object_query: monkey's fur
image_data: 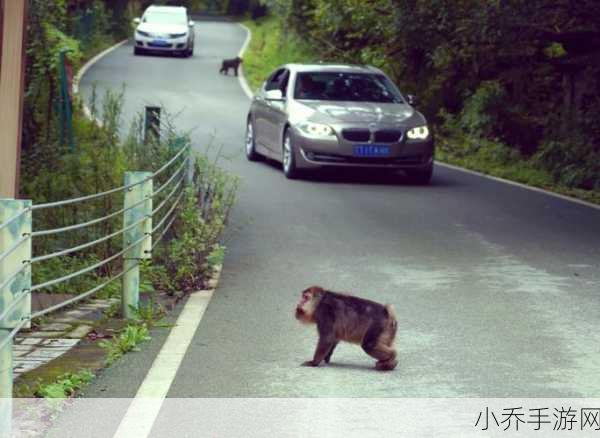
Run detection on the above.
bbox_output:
[219,56,243,76]
[295,286,398,371]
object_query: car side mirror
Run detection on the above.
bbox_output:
[133,17,141,25]
[407,94,417,106]
[189,20,195,27]
[265,89,284,101]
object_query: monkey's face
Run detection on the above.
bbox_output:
[295,287,323,324]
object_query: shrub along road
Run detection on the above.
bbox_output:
[76,20,600,403]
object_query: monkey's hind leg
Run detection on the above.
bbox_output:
[362,325,398,371]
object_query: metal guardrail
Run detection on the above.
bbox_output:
[0,142,192,434]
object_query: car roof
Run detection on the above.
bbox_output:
[145,5,187,14]
[285,63,384,75]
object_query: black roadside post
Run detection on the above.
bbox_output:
[144,106,161,143]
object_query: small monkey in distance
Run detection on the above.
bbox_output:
[219,56,243,76]
[295,286,398,371]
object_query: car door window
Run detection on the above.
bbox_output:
[265,69,290,95]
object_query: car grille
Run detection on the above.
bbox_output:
[374,129,402,143]
[341,128,403,143]
[342,129,370,142]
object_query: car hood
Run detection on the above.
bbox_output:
[295,101,419,125]
[137,23,188,35]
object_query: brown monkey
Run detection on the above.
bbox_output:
[295,286,398,371]
[219,56,243,76]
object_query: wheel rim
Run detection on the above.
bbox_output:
[246,123,254,155]
[283,135,291,171]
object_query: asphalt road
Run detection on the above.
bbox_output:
[78,20,600,400]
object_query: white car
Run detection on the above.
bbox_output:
[133,6,195,57]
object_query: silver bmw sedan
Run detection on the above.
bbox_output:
[245,64,434,183]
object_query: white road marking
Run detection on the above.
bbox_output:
[436,161,600,211]
[73,39,128,124]
[237,24,254,99]
[112,291,214,438]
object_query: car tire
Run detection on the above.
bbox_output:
[407,164,433,185]
[282,129,300,179]
[245,119,260,161]
[134,46,142,56]
[187,44,194,57]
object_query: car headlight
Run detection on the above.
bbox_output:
[297,122,335,138]
[169,33,187,38]
[136,30,150,37]
[407,125,429,140]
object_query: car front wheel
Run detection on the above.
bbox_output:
[245,119,260,161]
[282,130,299,179]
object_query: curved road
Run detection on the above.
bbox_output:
[78,20,600,400]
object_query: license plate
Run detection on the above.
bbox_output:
[152,40,169,46]
[353,145,390,157]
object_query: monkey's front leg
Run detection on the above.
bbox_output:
[324,341,338,363]
[302,336,336,367]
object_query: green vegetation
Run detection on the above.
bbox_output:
[34,369,95,399]
[241,4,599,204]
[99,324,151,365]
[145,152,239,295]
[242,17,315,91]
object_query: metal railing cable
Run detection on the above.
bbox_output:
[0,289,29,324]
[0,262,29,293]
[0,207,31,232]
[30,228,150,293]
[32,195,148,237]
[32,214,148,263]
[0,318,30,351]
[31,177,150,211]
[152,155,188,199]
[31,259,139,319]
[151,143,190,178]
[0,235,29,265]
[153,173,185,217]
[152,214,177,251]
[152,189,184,235]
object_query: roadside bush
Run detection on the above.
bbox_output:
[152,153,239,294]
[534,138,600,190]
[457,81,506,140]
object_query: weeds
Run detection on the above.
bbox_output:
[131,298,166,328]
[34,370,95,399]
[99,324,151,365]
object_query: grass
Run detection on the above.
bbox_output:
[241,16,317,91]
[241,14,600,206]
[34,369,95,399]
[437,135,600,205]
[99,323,151,365]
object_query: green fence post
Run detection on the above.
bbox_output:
[122,173,152,319]
[0,199,32,437]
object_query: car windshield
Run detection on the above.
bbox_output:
[294,72,404,103]
[143,11,187,25]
